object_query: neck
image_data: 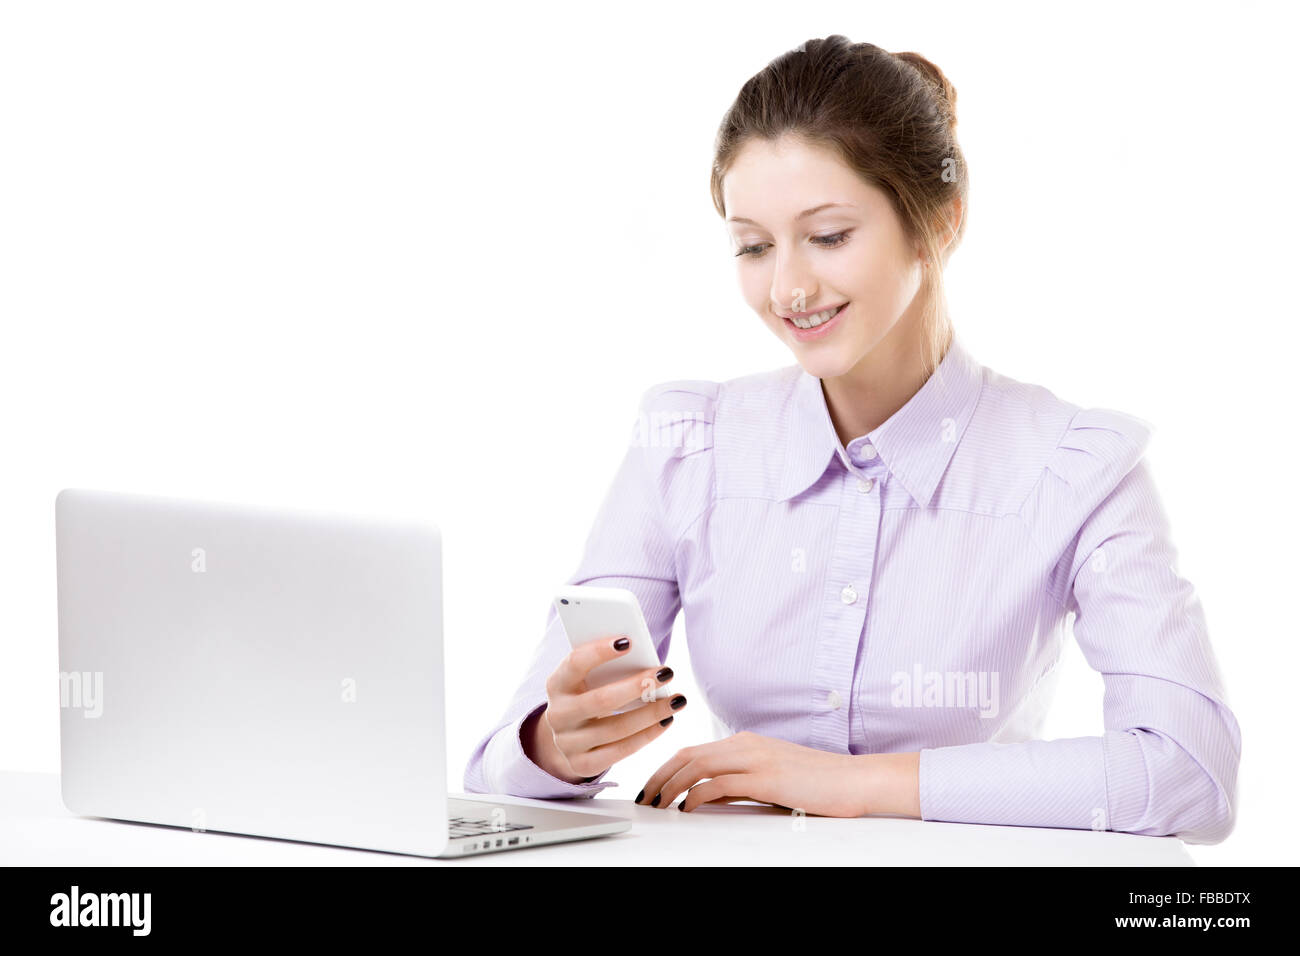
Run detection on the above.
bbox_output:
[820,311,951,447]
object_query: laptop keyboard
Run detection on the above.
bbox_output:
[448,815,535,840]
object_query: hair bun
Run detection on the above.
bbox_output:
[893,50,958,130]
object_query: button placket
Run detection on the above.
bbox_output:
[845,442,885,495]
[808,469,883,753]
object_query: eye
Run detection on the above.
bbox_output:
[734,230,852,259]
[812,230,851,249]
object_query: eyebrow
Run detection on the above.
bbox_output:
[727,202,855,226]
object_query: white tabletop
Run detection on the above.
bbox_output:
[0,771,1193,866]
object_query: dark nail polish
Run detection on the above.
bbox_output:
[671,695,687,710]
[679,800,687,811]
[651,792,661,807]
[613,637,630,651]
[659,715,674,727]
[635,789,645,803]
[656,667,674,682]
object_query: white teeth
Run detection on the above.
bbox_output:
[791,305,842,329]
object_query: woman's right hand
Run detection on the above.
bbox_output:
[522,636,686,785]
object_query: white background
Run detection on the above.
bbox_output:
[2,0,1294,866]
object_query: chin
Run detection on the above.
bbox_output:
[791,350,857,381]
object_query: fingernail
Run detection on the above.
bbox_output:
[651,792,661,807]
[656,667,674,682]
[613,637,630,651]
[671,695,687,710]
[635,789,645,803]
[679,800,687,812]
[659,715,674,727]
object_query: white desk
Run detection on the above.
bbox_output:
[0,771,1193,866]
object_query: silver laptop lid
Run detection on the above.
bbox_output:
[55,488,448,857]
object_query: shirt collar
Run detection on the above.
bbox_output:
[776,334,984,506]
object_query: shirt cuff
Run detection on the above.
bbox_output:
[480,702,619,800]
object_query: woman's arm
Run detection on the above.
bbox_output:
[462,379,718,799]
[521,701,589,785]
[856,751,921,817]
[918,458,1241,843]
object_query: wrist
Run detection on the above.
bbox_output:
[521,705,589,786]
[856,751,921,818]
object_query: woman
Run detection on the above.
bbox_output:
[463,35,1240,843]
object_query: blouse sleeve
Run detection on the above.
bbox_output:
[461,380,718,799]
[917,407,1241,844]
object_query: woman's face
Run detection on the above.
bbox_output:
[722,135,926,380]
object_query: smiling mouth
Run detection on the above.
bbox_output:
[783,303,846,330]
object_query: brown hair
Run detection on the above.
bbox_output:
[710,35,968,378]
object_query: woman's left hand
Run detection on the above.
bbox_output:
[636,731,913,816]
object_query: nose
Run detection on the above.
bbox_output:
[769,249,817,315]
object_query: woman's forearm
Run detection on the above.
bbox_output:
[858,751,921,818]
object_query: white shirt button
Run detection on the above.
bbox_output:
[857,477,874,493]
[858,443,878,460]
[840,584,857,604]
[828,690,842,710]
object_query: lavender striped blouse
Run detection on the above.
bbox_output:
[464,335,1241,844]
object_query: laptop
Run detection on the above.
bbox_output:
[54,488,631,858]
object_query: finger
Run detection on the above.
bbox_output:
[684,794,754,809]
[656,749,741,807]
[637,736,736,806]
[572,667,679,721]
[646,733,762,807]
[561,687,685,752]
[679,774,754,812]
[563,712,676,780]
[546,634,634,698]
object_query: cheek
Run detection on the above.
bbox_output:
[831,244,885,291]
[738,266,773,316]
[840,247,916,312]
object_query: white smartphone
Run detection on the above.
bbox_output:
[553,585,674,711]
